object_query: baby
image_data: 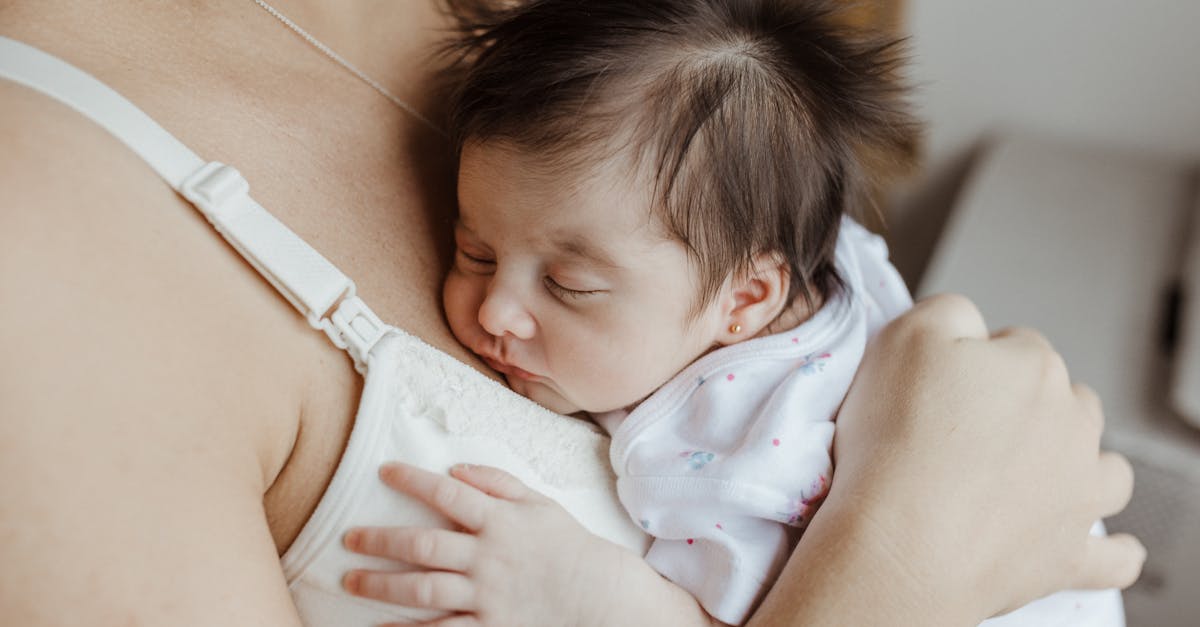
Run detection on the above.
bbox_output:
[347,0,1123,624]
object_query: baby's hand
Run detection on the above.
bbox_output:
[342,462,627,627]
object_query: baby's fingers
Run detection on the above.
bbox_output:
[450,463,541,502]
[345,527,476,572]
[344,570,476,611]
[379,463,492,531]
[385,615,481,627]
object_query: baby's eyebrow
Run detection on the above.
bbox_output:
[553,234,621,269]
[454,220,485,244]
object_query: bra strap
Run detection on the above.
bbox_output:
[0,36,385,372]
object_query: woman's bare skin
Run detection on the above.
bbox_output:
[1,1,465,622]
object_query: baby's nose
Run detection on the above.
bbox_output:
[478,283,536,340]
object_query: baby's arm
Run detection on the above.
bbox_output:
[343,463,726,627]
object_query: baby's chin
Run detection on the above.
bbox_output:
[507,376,586,415]
[508,376,645,418]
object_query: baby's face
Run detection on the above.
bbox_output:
[444,142,729,414]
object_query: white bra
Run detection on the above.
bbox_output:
[0,36,649,625]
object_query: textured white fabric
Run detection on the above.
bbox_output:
[598,219,1125,626]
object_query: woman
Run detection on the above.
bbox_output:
[0,1,1142,624]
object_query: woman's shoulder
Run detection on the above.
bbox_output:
[0,73,340,624]
[0,75,317,404]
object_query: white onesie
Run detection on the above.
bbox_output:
[594,218,1125,626]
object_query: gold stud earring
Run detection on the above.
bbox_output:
[729,323,742,334]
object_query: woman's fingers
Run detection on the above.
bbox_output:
[834,293,1148,617]
[906,293,989,339]
[345,527,476,572]
[989,324,1053,348]
[1094,451,1135,518]
[379,463,492,531]
[1073,383,1105,436]
[449,463,538,501]
[344,570,476,611]
[1077,533,1147,590]
[991,326,1074,388]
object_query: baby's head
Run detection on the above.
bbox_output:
[441,0,917,414]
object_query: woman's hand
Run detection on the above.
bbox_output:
[753,294,1144,626]
[342,463,650,627]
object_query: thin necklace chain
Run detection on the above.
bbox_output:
[251,0,446,137]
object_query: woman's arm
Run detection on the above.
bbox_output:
[749,294,1144,626]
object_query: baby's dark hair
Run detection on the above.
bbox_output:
[443,0,919,311]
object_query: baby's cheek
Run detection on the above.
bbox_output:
[443,272,478,322]
[584,347,667,411]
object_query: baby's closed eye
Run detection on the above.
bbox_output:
[543,275,606,300]
[456,248,496,272]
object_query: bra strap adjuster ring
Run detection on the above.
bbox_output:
[319,295,386,373]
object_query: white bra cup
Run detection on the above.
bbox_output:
[283,331,650,624]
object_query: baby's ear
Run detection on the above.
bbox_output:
[717,253,790,345]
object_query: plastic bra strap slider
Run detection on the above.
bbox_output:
[180,162,250,221]
[320,296,386,373]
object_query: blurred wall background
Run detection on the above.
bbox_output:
[888,0,1200,284]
